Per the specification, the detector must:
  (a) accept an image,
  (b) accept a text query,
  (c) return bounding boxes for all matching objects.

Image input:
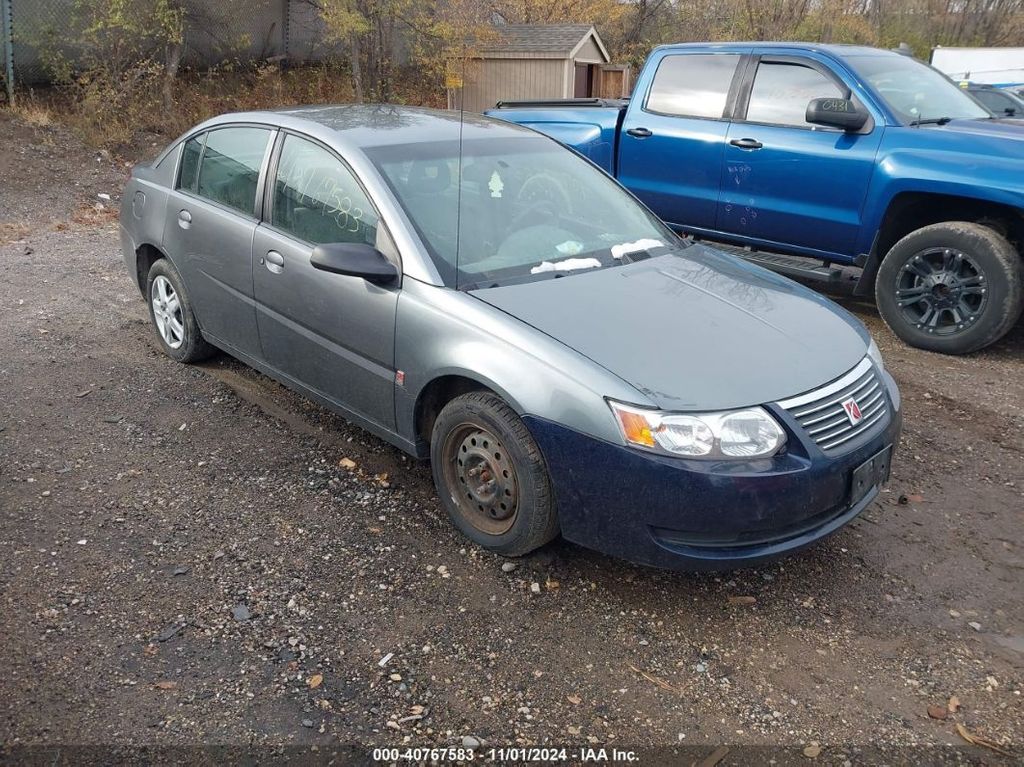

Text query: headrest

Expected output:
[406,160,451,194]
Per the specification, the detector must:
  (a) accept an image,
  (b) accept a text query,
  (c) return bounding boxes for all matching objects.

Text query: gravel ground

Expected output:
[0,114,1021,764]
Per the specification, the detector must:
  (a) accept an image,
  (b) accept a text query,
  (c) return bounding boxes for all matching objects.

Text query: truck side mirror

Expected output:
[806,98,870,132]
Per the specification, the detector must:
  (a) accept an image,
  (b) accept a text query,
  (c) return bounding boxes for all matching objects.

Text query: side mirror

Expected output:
[805,98,869,132]
[310,242,398,285]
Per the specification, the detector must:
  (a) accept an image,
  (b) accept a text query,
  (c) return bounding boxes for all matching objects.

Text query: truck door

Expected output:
[717,55,883,258]
[618,51,747,230]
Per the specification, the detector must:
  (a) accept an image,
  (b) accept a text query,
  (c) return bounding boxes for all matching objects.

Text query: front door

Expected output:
[618,52,745,230]
[161,126,275,357]
[717,56,882,257]
[252,132,399,430]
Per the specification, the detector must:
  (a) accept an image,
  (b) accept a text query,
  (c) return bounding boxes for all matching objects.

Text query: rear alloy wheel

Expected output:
[876,222,1023,354]
[146,258,215,363]
[430,391,558,556]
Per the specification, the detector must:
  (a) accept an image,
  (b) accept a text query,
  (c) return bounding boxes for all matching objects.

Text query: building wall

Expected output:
[461,57,567,112]
[574,37,605,63]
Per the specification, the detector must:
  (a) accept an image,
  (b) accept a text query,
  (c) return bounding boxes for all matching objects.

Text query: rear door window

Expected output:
[270,134,379,246]
[746,61,844,127]
[645,54,741,119]
[195,127,272,216]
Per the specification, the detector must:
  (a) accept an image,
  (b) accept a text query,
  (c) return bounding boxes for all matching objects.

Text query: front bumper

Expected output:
[523,372,902,571]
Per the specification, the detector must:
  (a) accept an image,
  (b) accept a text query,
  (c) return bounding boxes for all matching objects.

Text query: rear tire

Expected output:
[430,391,559,556]
[875,222,1023,354]
[146,259,215,363]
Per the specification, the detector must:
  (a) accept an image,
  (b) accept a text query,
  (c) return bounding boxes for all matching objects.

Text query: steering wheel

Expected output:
[508,199,559,233]
[517,173,573,213]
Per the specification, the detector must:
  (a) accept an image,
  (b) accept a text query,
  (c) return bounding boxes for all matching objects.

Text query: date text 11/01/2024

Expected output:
[371,747,640,762]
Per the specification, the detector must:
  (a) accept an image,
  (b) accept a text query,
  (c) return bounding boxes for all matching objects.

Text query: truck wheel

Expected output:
[875,222,1023,354]
[430,391,559,556]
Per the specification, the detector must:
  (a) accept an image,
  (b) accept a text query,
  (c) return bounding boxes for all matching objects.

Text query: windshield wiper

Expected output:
[909,116,953,127]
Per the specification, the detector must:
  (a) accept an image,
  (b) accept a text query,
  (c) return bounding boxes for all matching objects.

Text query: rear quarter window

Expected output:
[177,134,204,193]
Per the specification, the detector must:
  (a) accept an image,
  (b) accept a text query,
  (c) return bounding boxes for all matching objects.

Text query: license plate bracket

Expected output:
[850,445,893,505]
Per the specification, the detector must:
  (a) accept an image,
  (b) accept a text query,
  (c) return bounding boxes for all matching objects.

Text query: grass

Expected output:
[6,62,446,151]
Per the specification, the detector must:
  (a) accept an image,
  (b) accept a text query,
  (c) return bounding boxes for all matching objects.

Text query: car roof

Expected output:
[194,104,535,151]
[653,41,899,59]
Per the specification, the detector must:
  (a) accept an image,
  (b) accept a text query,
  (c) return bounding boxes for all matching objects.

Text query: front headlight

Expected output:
[608,400,786,459]
[867,337,885,371]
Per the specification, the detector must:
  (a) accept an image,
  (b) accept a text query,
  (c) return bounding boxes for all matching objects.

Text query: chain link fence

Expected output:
[0,0,344,100]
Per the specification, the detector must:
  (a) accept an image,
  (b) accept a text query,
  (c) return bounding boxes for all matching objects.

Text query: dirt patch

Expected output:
[0,114,1021,760]
[0,110,150,241]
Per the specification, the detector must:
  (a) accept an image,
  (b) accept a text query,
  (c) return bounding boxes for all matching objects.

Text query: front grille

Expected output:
[777,358,888,453]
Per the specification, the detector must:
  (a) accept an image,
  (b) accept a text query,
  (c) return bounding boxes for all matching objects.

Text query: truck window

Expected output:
[746,61,844,127]
[646,54,740,119]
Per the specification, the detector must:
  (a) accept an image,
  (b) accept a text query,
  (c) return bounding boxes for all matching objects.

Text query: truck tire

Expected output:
[875,222,1023,354]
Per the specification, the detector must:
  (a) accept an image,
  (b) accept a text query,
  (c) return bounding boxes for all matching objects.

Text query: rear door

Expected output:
[717,55,882,257]
[162,125,275,357]
[618,51,747,230]
[251,132,400,430]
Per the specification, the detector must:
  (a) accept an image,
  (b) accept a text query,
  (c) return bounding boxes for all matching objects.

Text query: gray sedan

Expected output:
[120,105,902,570]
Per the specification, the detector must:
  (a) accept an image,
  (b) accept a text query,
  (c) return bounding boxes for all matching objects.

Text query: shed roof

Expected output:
[482,24,609,61]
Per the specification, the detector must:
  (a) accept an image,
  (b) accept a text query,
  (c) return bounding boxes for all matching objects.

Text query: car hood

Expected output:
[920,117,1024,150]
[470,247,869,411]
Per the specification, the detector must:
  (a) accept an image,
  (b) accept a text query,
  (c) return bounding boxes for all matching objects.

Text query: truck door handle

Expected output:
[177,209,192,229]
[626,127,653,138]
[729,138,763,150]
[265,250,285,274]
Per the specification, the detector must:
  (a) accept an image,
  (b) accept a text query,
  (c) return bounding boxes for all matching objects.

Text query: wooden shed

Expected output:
[452,24,629,112]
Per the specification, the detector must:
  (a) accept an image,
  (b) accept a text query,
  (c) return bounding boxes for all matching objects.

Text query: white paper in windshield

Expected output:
[530,257,602,275]
[610,238,665,259]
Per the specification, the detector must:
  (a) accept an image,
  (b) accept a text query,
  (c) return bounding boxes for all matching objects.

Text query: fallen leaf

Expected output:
[628,663,683,694]
[697,746,730,767]
[803,744,821,758]
[955,723,1011,756]
[567,694,582,705]
[947,695,960,713]
[308,674,323,689]
[409,704,425,715]
[727,595,757,606]
[927,704,948,720]
[339,457,357,470]
[545,578,560,590]
[153,681,178,690]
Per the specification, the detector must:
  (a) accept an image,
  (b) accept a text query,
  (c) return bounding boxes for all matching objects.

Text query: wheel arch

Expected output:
[412,373,526,457]
[855,192,1024,296]
[134,242,167,294]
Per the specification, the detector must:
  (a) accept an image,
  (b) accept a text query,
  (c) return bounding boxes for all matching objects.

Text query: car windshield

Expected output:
[367,136,677,288]
[853,55,991,124]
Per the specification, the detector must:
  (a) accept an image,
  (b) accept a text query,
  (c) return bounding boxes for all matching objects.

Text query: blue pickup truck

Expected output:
[487,43,1024,355]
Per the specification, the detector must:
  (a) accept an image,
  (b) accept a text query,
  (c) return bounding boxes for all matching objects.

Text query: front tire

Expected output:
[875,222,1023,354]
[146,259,215,363]
[430,391,559,556]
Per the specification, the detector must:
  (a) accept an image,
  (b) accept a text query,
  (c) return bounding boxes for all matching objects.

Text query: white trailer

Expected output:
[930,46,1024,88]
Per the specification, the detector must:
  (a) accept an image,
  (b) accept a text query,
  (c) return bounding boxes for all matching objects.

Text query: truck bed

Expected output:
[485,99,629,174]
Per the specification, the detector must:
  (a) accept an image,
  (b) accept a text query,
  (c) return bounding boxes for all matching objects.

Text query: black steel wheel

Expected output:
[876,222,1023,354]
[430,391,558,556]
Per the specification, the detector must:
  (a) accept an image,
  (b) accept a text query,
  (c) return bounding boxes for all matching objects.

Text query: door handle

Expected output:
[177,209,192,229]
[265,250,284,274]
[729,138,763,150]
[626,127,653,138]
